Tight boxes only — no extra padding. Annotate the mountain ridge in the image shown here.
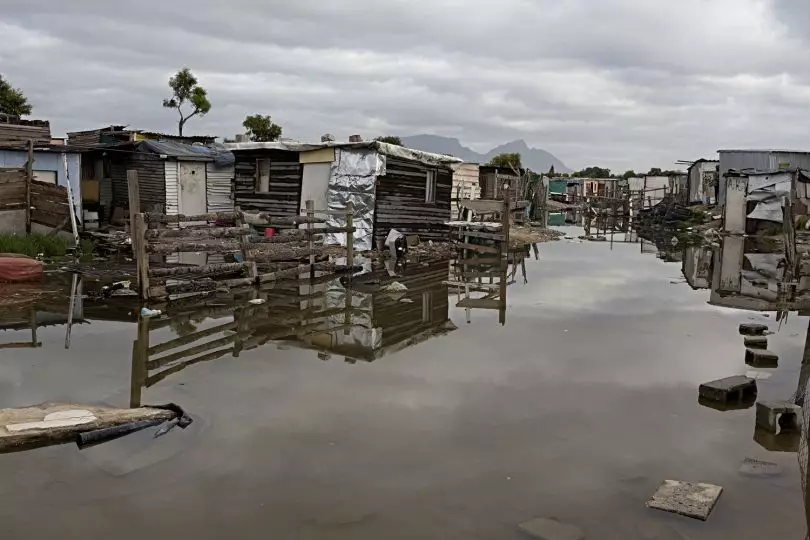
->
[400,135,570,172]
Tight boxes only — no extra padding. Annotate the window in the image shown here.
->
[256,159,271,193]
[33,170,57,184]
[425,169,437,203]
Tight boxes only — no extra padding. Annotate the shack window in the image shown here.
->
[33,170,57,184]
[256,159,271,193]
[425,170,437,203]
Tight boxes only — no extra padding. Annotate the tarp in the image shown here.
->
[139,140,234,167]
[746,172,791,223]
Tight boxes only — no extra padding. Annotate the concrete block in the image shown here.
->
[755,401,800,434]
[698,376,757,404]
[739,323,768,336]
[739,457,782,477]
[745,349,778,368]
[743,336,768,349]
[518,518,585,540]
[646,480,723,521]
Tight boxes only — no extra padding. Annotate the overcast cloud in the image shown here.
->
[1,0,809,171]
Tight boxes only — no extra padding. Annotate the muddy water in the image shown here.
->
[0,230,807,539]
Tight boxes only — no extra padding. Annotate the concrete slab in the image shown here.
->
[518,518,585,540]
[739,323,768,336]
[745,349,778,368]
[698,376,757,404]
[743,336,768,349]
[756,401,800,434]
[646,480,723,521]
[739,458,782,477]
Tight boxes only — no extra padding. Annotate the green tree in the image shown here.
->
[242,114,282,142]
[0,75,32,117]
[574,166,611,178]
[488,152,522,172]
[375,135,402,146]
[647,167,663,176]
[621,170,637,180]
[162,68,211,136]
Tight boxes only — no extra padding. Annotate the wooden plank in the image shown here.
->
[451,229,504,241]
[25,140,32,234]
[145,227,247,240]
[134,213,149,300]
[454,242,500,254]
[148,262,249,279]
[456,298,503,310]
[148,321,238,356]
[144,211,242,224]
[147,241,242,255]
[145,347,234,388]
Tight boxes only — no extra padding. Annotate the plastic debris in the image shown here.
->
[140,307,162,318]
[249,299,266,305]
[381,281,408,292]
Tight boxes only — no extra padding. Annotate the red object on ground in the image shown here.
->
[0,255,44,283]
[264,228,276,237]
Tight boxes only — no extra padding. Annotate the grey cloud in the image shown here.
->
[3,0,810,171]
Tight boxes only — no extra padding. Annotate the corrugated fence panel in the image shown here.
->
[165,161,179,215]
[374,156,452,244]
[206,163,234,213]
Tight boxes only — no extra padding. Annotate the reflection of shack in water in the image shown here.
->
[239,260,456,363]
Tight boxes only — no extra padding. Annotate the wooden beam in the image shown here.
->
[146,241,242,255]
[25,139,33,234]
[148,262,249,279]
[453,242,500,254]
[144,211,242,224]
[145,227,248,240]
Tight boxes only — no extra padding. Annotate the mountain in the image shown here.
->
[400,135,570,173]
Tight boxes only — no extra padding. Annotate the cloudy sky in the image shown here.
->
[1,0,809,172]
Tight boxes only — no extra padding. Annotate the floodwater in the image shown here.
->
[1,228,809,539]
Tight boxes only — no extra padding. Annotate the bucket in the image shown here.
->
[265,228,276,237]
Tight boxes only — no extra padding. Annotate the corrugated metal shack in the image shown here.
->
[225,141,461,251]
[687,159,719,204]
[77,140,234,223]
[718,149,810,205]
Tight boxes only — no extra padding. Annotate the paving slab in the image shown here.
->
[646,480,723,521]
[756,401,801,434]
[743,336,768,349]
[745,349,778,368]
[518,518,585,540]
[739,457,782,477]
[739,323,768,336]
[698,376,757,403]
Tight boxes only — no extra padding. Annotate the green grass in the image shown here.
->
[0,234,69,258]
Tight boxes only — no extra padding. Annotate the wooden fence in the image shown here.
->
[128,170,355,301]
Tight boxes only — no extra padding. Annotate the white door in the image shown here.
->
[179,162,207,215]
[178,162,208,265]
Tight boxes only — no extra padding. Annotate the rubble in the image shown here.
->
[646,480,723,521]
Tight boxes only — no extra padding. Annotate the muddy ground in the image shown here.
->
[0,228,807,539]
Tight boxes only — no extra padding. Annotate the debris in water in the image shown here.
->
[739,458,782,477]
[381,281,407,292]
[698,376,757,404]
[743,336,768,349]
[739,323,768,336]
[517,517,585,540]
[249,299,266,305]
[400,298,414,303]
[140,307,162,318]
[755,401,800,434]
[745,348,778,368]
[745,370,773,380]
[646,480,723,521]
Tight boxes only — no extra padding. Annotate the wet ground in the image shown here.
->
[1,227,808,539]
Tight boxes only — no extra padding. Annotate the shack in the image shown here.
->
[77,140,234,224]
[718,149,810,205]
[687,159,719,204]
[451,163,481,219]
[225,141,462,250]
[722,169,802,235]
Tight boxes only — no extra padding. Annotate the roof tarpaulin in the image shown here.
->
[140,140,234,167]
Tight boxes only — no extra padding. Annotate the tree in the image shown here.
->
[375,135,402,146]
[622,170,637,180]
[488,152,522,172]
[647,167,663,176]
[573,166,611,178]
[242,114,282,142]
[547,165,556,178]
[0,75,32,117]
[163,68,211,136]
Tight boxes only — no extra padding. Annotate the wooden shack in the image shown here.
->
[228,147,303,219]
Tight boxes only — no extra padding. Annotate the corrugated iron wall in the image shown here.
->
[164,161,179,215]
[206,163,234,213]
[374,156,452,245]
[111,153,166,213]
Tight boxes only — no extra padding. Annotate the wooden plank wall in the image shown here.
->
[233,150,302,218]
[0,121,50,147]
[0,169,26,211]
[374,156,452,244]
[30,180,70,228]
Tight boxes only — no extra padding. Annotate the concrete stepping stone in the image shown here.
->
[745,349,778,368]
[646,480,723,521]
[739,323,768,336]
[698,376,757,404]
[756,401,801,434]
[743,336,768,349]
[518,517,585,540]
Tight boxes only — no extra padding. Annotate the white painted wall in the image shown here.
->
[300,162,331,226]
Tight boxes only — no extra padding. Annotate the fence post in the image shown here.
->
[127,170,140,233]
[235,208,257,282]
[25,139,33,234]
[134,213,149,300]
[346,201,354,269]
[306,200,315,279]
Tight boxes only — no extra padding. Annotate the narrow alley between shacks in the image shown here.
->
[1,226,808,539]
